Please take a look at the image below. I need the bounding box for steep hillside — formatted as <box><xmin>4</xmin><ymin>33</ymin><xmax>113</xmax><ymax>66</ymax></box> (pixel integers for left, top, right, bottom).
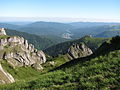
<box><xmin>0</xmin><ymin>64</ymin><xmax>15</xmax><ymax>84</ymax></box>
<box><xmin>0</xmin><ymin>34</ymin><xmax>46</xmax><ymax>84</ymax></box>
<box><xmin>71</xmin><ymin>25</ymin><xmax>120</xmax><ymax>38</ymax></box>
<box><xmin>0</xmin><ymin>36</ymin><xmax>120</xmax><ymax>89</ymax></box>
<box><xmin>95</xmin><ymin>29</ymin><xmax>120</xmax><ymax>37</ymax></box>
<box><xmin>44</xmin><ymin>36</ymin><xmax>108</xmax><ymax>57</ymax></box>
<box><xmin>42</xmin><ymin>43</ymin><xmax>93</xmax><ymax>72</ymax></box>
<box><xmin>6</xmin><ymin>29</ymin><xmax>65</xmax><ymax>50</ymax></box>
<box><xmin>95</xmin><ymin>36</ymin><xmax>120</xmax><ymax>55</ymax></box>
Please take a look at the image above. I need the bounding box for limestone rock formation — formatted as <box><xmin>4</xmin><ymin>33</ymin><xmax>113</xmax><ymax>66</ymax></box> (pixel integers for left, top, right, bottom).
<box><xmin>0</xmin><ymin>64</ymin><xmax>15</xmax><ymax>84</ymax></box>
<box><xmin>67</xmin><ymin>43</ymin><xmax>93</xmax><ymax>59</ymax></box>
<box><xmin>0</xmin><ymin>36</ymin><xmax>46</xmax><ymax>69</ymax></box>
<box><xmin>0</xmin><ymin>28</ymin><xmax>47</xmax><ymax>84</ymax></box>
<box><xmin>0</xmin><ymin>28</ymin><xmax>6</xmax><ymax>35</ymax></box>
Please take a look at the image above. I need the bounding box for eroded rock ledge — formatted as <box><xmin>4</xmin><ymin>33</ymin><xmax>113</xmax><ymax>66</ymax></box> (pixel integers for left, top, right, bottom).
<box><xmin>0</xmin><ymin>64</ymin><xmax>15</xmax><ymax>84</ymax></box>
<box><xmin>0</xmin><ymin>36</ymin><xmax>46</xmax><ymax>70</ymax></box>
<box><xmin>67</xmin><ymin>43</ymin><xmax>93</xmax><ymax>59</ymax></box>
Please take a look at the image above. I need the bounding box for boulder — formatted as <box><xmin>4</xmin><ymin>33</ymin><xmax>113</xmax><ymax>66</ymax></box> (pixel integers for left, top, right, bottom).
<box><xmin>68</xmin><ymin>43</ymin><xmax>93</xmax><ymax>59</ymax></box>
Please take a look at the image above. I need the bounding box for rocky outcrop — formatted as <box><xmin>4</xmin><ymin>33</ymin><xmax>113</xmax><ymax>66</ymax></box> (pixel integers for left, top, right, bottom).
<box><xmin>0</xmin><ymin>36</ymin><xmax>46</xmax><ymax>69</ymax></box>
<box><xmin>67</xmin><ymin>43</ymin><xmax>93</xmax><ymax>59</ymax></box>
<box><xmin>0</xmin><ymin>64</ymin><xmax>15</xmax><ymax>84</ymax></box>
<box><xmin>0</xmin><ymin>35</ymin><xmax>47</xmax><ymax>84</ymax></box>
<box><xmin>0</xmin><ymin>28</ymin><xmax>6</xmax><ymax>35</ymax></box>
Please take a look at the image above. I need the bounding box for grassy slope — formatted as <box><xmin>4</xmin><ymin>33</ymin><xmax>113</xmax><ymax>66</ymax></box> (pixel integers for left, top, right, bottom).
<box><xmin>44</xmin><ymin>36</ymin><xmax>108</xmax><ymax>57</ymax></box>
<box><xmin>0</xmin><ymin>49</ymin><xmax>119</xmax><ymax>90</ymax></box>
<box><xmin>0</xmin><ymin>39</ymin><xmax>120</xmax><ymax>89</ymax></box>
<box><xmin>6</xmin><ymin>29</ymin><xmax>66</xmax><ymax>50</ymax></box>
<box><xmin>0</xmin><ymin>35</ymin><xmax>10</xmax><ymax>39</ymax></box>
<box><xmin>1</xmin><ymin>60</ymin><xmax>42</xmax><ymax>81</ymax></box>
<box><xmin>0</xmin><ymin>36</ymin><xmax>120</xmax><ymax>90</ymax></box>
<box><xmin>42</xmin><ymin>55</ymin><xmax>70</xmax><ymax>72</ymax></box>
<box><xmin>0</xmin><ymin>44</ymin><xmax>42</xmax><ymax>82</ymax></box>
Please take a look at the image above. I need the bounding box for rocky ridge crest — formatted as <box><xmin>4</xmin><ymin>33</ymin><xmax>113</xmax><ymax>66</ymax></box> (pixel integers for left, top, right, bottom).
<box><xmin>0</xmin><ymin>35</ymin><xmax>46</xmax><ymax>84</ymax></box>
<box><xmin>0</xmin><ymin>36</ymin><xmax>46</xmax><ymax>69</ymax></box>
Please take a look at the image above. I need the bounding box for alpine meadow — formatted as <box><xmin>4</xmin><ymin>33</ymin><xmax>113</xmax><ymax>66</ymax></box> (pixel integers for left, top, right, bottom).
<box><xmin>0</xmin><ymin>0</ymin><xmax>120</xmax><ymax>90</ymax></box>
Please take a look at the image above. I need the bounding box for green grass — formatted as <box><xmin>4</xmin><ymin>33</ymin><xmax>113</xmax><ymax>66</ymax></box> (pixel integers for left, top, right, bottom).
<box><xmin>44</xmin><ymin>36</ymin><xmax>108</xmax><ymax>57</ymax></box>
<box><xmin>62</xmin><ymin>50</ymin><xmax>120</xmax><ymax>89</ymax></box>
<box><xmin>0</xmin><ymin>36</ymin><xmax>120</xmax><ymax>89</ymax></box>
<box><xmin>1</xmin><ymin>60</ymin><xmax>42</xmax><ymax>81</ymax></box>
<box><xmin>0</xmin><ymin>49</ymin><xmax>120</xmax><ymax>89</ymax></box>
<box><xmin>0</xmin><ymin>35</ymin><xmax>10</xmax><ymax>39</ymax></box>
<box><xmin>43</xmin><ymin>55</ymin><xmax>69</xmax><ymax>72</ymax></box>
<box><xmin>82</xmin><ymin>36</ymin><xmax>108</xmax><ymax>51</ymax></box>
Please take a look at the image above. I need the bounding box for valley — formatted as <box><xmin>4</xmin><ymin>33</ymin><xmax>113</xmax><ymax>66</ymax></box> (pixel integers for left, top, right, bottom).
<box><xmin>1</xmin><ymin>22</ymin><xmax>120</xmax><ymax>39</ymax></box>
<box><xmin>0</xmin><ymin>24</ymin><xmax>119</xmax><ymax>89</ymax></box>
<box><xmin>0</xmin><ymin>0</ymin><xmax>120</xmax><ymax>89</ymax></box>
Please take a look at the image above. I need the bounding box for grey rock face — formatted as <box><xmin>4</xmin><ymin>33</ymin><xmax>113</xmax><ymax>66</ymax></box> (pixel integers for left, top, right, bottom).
<box><xmin>0</xmin><ymin>36</ymin><xmax>46</xmax><ymax>69</ymax></box>
<box><xmin>68</xmin><ymin>43</ymin><xmax>93</xmax><ymax>59</ymax></box>
<box><xmin>48</xmin><ymin>61</ymin><xmax>55</xmax><ymax>66</ymax></box>
<box><xmin>0</xmin><ymin>28</ymin><xmax>6</xmax><ymax>35</ymax></box>
<box><xmin>32</xmin><ymin>63</ymin><xmax>43</xmax><ymax>70</ymax></box>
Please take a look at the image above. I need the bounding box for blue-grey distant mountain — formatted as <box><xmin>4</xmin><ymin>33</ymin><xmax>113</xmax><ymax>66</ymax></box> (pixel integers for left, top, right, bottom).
<box><xmin>0</xmin><ymin>23</ymin><xmax>21</xmax><ymax>29</ymax></box>
<box><xmin>19</xmin><ymin>21</ymin><xmax>74</xmax><ymax>36</ymax></box>
<box><xmin>1</xmin><ymin>21</ymin><xmax>120</xmax><ymax>39</ymax></box>
<box><xmin>71</xmin><ymin>25</ymin><xmax>120</xmax><ymax>38</ymax></box>
<box><xmin>0</xmin><ymin>22</ymin><xmax>74</xmax><ymax>38</ymax></box>
<box><xmin>69</xmin><ymin>22</ymin><xmax>120</xmax><ymax>28</ymax></box>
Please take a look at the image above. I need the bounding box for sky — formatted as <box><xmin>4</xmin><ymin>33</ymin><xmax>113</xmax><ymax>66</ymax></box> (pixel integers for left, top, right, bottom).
<box><xmin>0</xmin><ymin>0</ymin><xmax>120</xmax><ymax>22</ymax></box>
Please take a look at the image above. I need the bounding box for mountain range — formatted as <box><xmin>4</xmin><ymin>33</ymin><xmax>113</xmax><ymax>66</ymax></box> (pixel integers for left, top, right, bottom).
<box><xmin>0</xmin><ymin>22</ymin><xmax>120</xmax><ymax>89</ymax></box>
<box><xmin>0</xmin><ymin>34</ymin><xmax>119</xmax><ymax>89</ymax></box>
<box><xmin>0</xmin><ymin>22</ymin><xmax>120</xmax><ymax>39</ymax></box>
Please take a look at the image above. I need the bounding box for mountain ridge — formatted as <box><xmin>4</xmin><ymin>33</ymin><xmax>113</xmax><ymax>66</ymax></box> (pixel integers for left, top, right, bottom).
<box><xmin>0</xmin><ymin>29</ymin><xmax>46</xmax><ymax>84</ymax></box>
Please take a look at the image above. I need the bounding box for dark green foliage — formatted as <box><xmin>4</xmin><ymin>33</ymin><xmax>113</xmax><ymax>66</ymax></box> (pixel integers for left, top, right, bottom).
<box><xmin>0</xmin><ymin>36</ymin><xmax>120</xmax><ymax>89</ymax></box>
<box><xmin>0</xmin><ymin>35</ymin><xmax>10</xmax><ymax>39</ymax></box>
<box><xmin>62</xmin><ymin>50</ymin><xmax>120</xmax><ymax>89</ymax></box>
<box><xmin>0</xmin><ymin>49</ymin><xmax>120</xmax><ymax>89</ymax></box>
<box><xmin>96</xmin><ymin>29</ymin><xmax>120</xmax><ymax>37</ymax></box>
<box><xmin>95</xmin><ymin>36</ymin><xmax>120</xmax><ymax>55</ymax></box>
<box><xmin>0</xmin><ymin>35</ymin><xmax>120</xmax><ymax>89</ymax></box>
<box><xmin>6</xmin><ymin>29</ymin><xmax>62</xmax><ymax>50</ymax></box>
<box><xmin>44</xmin><ymin>36</ymin><xmax>108</xmax><ymax>57</ymax></box>
<box><xmin>43</xmin><ymin>55</ymin><xmax>69</xmax><ymax>72</ymax></box>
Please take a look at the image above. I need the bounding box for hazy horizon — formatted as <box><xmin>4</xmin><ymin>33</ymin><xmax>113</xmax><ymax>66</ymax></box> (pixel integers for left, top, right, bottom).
<box><xmin>0</xmin><ymin>0</ymin><xmax>120</xmax><ymax>22</ymax></box>
<box><xmin>0</xmin><ymin>17</ymin><xmax>120</xmax><ymax>23</ymax></box>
